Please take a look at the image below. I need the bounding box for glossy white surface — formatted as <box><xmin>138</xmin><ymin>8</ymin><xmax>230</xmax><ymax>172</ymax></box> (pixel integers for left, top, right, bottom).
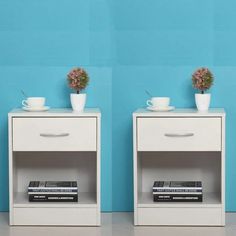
<box><xmin>22</xmin><ymin>106</ymin><xmax>50</xmax><ymax>112</ymax></box>
<box><xmin>137</xmin><ymin>117</ymin><xmax>221</xmax><ymax>151</ymax></box>
<box><xmin>13</xmin><ymin>117</ymin><xmax>97</xmax><ymax>151</ymax></box>
<box><xmin>9</xmin><ymin>108</ymin><xmax>101</xmax><ymax>117</ymax></box>
<box><xmin>9</xmin><ymin>109</ymin><xmax>101</xmax><ymax>226</ymax></box>
<box><xmin>146</xmin><ymin>106</ymin><xmax>175</xmax><ymax>112</ymax></box>
<box><xmin>133</xmin><ymin>109</ymin><xmax>225</xmax><ymax>226</ymax></box>
<box><xmin>13</xmin><ymin>207</ymin><xmax>98</xmax><ymax>226</ymax></box>
<box><xmin>133</xmin><ymin>108</ymin><xmax>225</xmax><ymax>117</ymax></box>
<box><xmin>0</xmin><ymin>213</ymin><xmax>236</xmax><ymax>236</ymax></box>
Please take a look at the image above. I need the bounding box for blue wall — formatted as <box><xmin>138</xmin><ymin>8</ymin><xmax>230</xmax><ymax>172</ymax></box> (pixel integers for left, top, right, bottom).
<box><xmin>0</xmin><ymin>0</ymin><xmax>112</xmax><ymax>212</ymax></box>
<box><xmin>1</xmin><ymin>0</ymin><xmax>236</xmax><ymax>212</ymax></box>
<box><xmin>112</xmin><ymin>0</ymin><xmax>236</xmax><ymax>211</ymax></box>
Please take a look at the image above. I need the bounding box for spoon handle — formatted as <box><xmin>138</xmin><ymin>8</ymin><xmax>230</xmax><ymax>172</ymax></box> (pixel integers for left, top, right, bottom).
<box><xmin>21</xmin><ymin>90</ymin><xmax>28</xmax><ymax>98</ymax></box>
<box><xmin>145</xmin><ymin>90</ymin><xmax>153</xmax><ymax>97</ymax></box>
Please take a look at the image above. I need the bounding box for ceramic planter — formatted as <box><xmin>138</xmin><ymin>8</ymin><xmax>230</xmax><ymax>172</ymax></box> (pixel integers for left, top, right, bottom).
<box><xmin>70</xmin><ymin>93</ymin><xmax>86</xmax><ymax>112</ymax></box>
<box><xmin>195</xmin><ymin>93</ymin><xmax>211</xmax><ymax>111</ymax></box>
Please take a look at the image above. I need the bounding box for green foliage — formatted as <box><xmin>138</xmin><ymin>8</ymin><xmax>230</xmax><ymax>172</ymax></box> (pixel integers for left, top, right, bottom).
<box><xmin>67</xmin><ymin>68</ymin><xmax>89</xmax><ymax>93</ymax></box>
<box><xmin>192</xmin><ymin>68</ymin><xmax>214</xmax><ymax>93</ymax></box>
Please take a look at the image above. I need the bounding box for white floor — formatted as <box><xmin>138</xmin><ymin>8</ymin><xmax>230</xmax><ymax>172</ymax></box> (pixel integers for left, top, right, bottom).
<box><xmin>0</xmin><ymin>212</ymin><xmax>236</xmax><ymax>236</ymax></box>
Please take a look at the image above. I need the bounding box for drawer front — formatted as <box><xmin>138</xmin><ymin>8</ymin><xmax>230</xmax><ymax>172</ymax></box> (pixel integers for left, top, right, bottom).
<box><xmin>13</xmin><ymin>118</ymin><xmax>97</xmax><ymax>151</ymax></box>
<box><xmin>13</xmin><ymin>207</ymin><xmax>98</xmax><ymax>225</ymax></box>
<box><xmin>137</xmin><ymin>207</ymin><xmax>223</xmax><ymax>226</ymax></box>
<box><xmin>137</xmin><ymin>118</ymin><xmax>221</xmax><ymax>151</ymax></box>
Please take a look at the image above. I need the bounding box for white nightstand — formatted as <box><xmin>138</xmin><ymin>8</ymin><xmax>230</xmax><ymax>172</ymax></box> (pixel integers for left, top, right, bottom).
<box><xmin>133</xmin><ymin>108</ymin><xmax>225</xmax><ymax>226</ymax></box>
<box><xmin>8</xmin><ymin>108</ymin><xmax>101</xmax><ymax>226</ymax></box>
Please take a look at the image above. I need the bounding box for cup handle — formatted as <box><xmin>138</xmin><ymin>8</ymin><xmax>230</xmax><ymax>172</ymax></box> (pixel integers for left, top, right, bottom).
<box><xmin>146</xmin><ymin>100</ymin><xmax>153</xmax><ymax>107</ymax></box>
<box><xmin>22</xmin><ymin>100</ymin><xmax>28</xmax><ymax>107</ymax></box>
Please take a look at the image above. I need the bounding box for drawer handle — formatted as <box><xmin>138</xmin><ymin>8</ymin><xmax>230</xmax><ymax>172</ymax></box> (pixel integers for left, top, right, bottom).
<box><xmin>164</xmin><ymin>133</ymin><xmax>194</xmax><ymax>138</ymax></box>
<box><xmin>40</xmin><ymin>133</ymin><xmax>70</xmax><ymax>138</ymax></box>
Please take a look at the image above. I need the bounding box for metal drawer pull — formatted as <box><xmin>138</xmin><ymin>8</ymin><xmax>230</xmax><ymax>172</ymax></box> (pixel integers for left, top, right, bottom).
<box><xmin>165</xmin><ymin>133</ymin><xmax>194</xmax><ymax>138</ymax></box>
<box><xmin>40</xmin><ymin>133</ymin><xmax>70</xmax><ymax>138</ymax></box>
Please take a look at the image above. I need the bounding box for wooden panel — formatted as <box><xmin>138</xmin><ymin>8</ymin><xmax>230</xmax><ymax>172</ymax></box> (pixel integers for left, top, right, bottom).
<box><xmin>137</xmin><ymin>118</ymin><xmax>221</xmax><ymax>151</ymax></box>
<box><xmin>137</xmin><ymin>207</ymin><xmax>223</xmax><ymax>226</ymax></box>
<box><xmin>13</xmin><ymin>207</ymin><xmax>98</xmax><ymax>226</ymax></box>
<box><xmin>13</xmin><ymin>118</ymin><xmax>97</xmax><ymax>151</ymax></box>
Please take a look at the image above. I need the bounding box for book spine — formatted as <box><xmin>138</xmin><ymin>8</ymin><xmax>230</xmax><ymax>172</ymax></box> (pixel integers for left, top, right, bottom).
<box><xmin>28</xmin><ymin>192</ymin><xmax>78</xmax><ymax>195</ymax></box>
<box><xmin>29</xmin><ymin>181</ymin><xmax>78</xmax><ymax>188</ymax></box>
<box><xmin>29</xmin><ymin>195</ymin><xmax>78</xmax><ymax>202</ymax></box>
<box><xmin>153</xmin><ymin>181</ymin><xmax>202</xmax><ymax>188</ymax></box>
<box><xmin>28</xmin><ymin>187</ymin><xmax>78</xmax><ymax>190</ymax></box>
<box><xmin>28</xmin><ymin>189</ymin><xmax>78</xmax><ymax>193</ymax></box>
<box><xmin>153</xmin><ymin>191</ymin><xmax>202</xmax><ymax>195</ymax></box>
<box><xmin>153</xmin><ymin>189</ymin><xmax>202</xmax><ymax>193</ymax></box>
<box><xmin>153</xmin><ymin>194</ymin><xmax>203</xmax><ymax>202</ymax></box>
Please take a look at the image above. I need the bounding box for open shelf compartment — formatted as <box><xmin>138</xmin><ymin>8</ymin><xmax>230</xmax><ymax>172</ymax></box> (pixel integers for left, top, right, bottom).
<box><xmin>12</xmin><ymin>151</ymin><xmax>97</xmax><ymax>208</ymax></box>
<box><xmin>137</xmin><ymin>151</ymin><xmax>222</xmax><ymax>208</ymax></box>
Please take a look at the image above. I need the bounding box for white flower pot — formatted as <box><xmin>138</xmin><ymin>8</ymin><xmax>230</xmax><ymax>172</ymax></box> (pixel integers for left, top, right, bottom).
<box><xmin>195</xmin><ymin>93</ymin><xmax>211</xmax><ymax>111</ymax></box>
<box><xmin>70</xmin><ymin>93</ymin><xmax>86</xmax><ymax>112</ymax></box>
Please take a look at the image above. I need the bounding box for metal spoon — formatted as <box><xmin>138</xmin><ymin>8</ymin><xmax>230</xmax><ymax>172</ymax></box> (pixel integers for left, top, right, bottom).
<box><xmin>21</xmin><ymin>90</ymin><xmax>28</xmax><ymax>98</ymax></box>
<box><xmin>145</xmin><ymin>90</ymin><xmax>153</xmax><ymax>98</ymax></box>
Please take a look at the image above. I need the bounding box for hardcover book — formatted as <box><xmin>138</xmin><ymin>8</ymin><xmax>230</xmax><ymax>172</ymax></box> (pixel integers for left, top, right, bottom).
<box><xmin>29</xmin><ymin>194</ymin><xmax>78</xmax><ymax>202</ymax></box>
<box><xmin>153</xmin><ymin>181</ymin><xmax>203</xmax><ymax>202</ymax></box>
<box><xmin>28</xmin><ymin>181</ymin><xmax>78</xmax><ymax>202</ymax></box>
<box><xmin>28</xmin><ymin>181</ymin><xmax>78</xmax><ymax>193</ymax></box>
<box><xmin>153</xmin><ymin>194</ymin><xmax>202</xmax><ymax>202</ymax></box>
<box><xmin>153</xmin><ymin>181</ymin><xmax>202</xmax><ymax>192</ymax></box>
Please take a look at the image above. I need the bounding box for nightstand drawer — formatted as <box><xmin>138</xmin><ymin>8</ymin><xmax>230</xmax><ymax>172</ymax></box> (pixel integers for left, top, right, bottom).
<box><xmin>137</xmin><ymin>207</ymin><xmax>222</xmax><ymax>226</ymax></box>
<box><xmin>13</xmin><ymin>118</ymin><xmax>97</xmax><ymax>151</ymax></box>
<box><xmin>13</xmin><ymin>207</ymin><xmax>98</xmax><ymax>225</ymax></box>
<box><xmin>137</xmin><ymin>118</ymin><xmax>221</xmax><ymax>151</ymax></box>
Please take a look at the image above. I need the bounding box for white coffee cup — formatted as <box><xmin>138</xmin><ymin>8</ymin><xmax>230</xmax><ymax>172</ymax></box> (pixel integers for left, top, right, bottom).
<box><xmin>146</xmin><ymin>97</ymin><xmax>170</xmax><ymax>108</ymax></box>
<box><xmin>22</xmin><ymin>97</ymin><xmax>45</xmax><ymax>108</ymax></box>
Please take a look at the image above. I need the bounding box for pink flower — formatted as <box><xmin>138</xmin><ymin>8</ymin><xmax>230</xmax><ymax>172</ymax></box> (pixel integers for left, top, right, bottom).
<box><xmin>67</xmin><ymin>67</ymin><xmax>89</xmax><ymax>93</ymax></box>
<box><xmin>192</xmin><ymin>67</ymin><xmax>214</xmax><ymax>93</ymax></box>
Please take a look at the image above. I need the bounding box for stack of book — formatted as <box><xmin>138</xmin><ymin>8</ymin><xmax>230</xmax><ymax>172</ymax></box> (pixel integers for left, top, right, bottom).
<box><xmin>28</xmin><ymin>181</ymin><xmax>78</xmax><ymax>202</ymax></box>
<box><xmin>153</xmin><ymin>181</ymin><xmax>203</xmax><ymax>202</ymax></box>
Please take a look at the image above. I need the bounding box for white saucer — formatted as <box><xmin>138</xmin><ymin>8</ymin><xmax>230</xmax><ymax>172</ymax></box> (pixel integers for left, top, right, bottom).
<box><xmin>147</xmin><ymin>106</ymin><xmax>175</xmax><ymax>112</ymax></box>
<box><xmin>22</xmin><ymin>106</ymin><xmax>50</xmax><ymax>112</ymax></box>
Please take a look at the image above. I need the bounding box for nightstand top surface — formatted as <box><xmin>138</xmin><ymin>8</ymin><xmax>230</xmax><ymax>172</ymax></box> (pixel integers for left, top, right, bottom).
<box><xmin>9</xmin><ymin>108</ymin><xmax>101</xmax><ymax>117</ymax></box>
<box><xmin>133</xmin><ymin>108</ymin><xmax>225</xmax><ymax>117</ymax></box>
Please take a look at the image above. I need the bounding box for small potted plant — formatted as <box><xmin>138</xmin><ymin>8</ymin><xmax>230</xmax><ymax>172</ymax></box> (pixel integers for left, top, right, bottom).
<box><xmin>67</xmin><ymin>67</ymin><xmax>89</xmax><ymax>111</ymax></box>
<box><xmin>192</xmin><ymin>67</ymin><xmax>214</xmax><ymax>111</ymax></box>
